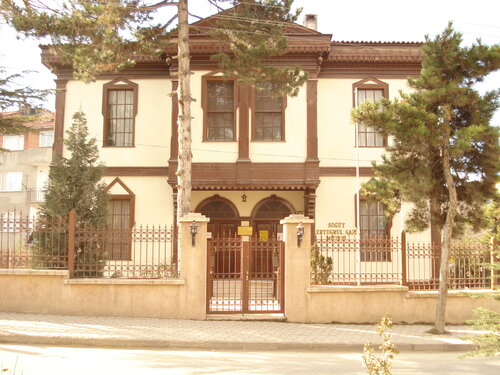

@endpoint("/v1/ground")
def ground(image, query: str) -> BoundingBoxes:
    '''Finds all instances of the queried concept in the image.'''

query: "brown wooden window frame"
[355,195,392,262]
[352,77,388,148]
[102,78,138,148]
[105,178,135,261]
[250,83,287,142]
[202,75,238,142]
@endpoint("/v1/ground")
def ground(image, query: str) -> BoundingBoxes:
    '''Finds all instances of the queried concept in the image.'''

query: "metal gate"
[207,235,284,314]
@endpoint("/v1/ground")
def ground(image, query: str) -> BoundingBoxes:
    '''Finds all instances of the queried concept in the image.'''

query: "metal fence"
[0,212,68,269]
[312,232,495,290]
[0,210,178,279]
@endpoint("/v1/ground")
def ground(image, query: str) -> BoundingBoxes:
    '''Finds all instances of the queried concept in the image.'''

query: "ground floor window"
[108,197,132,260]
[359,200,391,261]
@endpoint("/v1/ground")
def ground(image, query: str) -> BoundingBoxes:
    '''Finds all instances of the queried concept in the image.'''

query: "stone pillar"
[179,212,210,319]
[280,214,314,322]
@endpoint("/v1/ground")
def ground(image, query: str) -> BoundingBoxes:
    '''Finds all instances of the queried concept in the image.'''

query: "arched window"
[253,199,293,220]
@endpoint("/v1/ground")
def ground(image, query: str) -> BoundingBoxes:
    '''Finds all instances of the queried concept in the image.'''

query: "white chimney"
[303,14,318,31]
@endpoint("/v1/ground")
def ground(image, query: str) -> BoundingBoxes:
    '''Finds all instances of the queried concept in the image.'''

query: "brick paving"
[0,312,481,351]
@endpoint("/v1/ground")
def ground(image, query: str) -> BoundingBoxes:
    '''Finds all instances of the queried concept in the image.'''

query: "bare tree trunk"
[430,196,442,279]
[434,105,458,333]
[176,0,192,221]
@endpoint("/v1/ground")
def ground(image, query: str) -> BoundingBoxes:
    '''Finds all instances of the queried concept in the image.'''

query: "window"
[39,130,54,147]
[0,172,23,192]
[359,200,391,261]
[108,197,132,260]
[252,83,285,141]
[353,78,388,147]
[357,89,384,147]
[102,78,138,147]
[204,79,236,141]
[3,135,24,151]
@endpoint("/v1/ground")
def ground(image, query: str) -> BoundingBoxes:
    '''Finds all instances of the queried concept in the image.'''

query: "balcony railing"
[26,188,45,203]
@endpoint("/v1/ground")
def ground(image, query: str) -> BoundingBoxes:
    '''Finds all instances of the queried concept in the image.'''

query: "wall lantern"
[296,222,304,248]
[241,193,247,202]
[190,220,199,247]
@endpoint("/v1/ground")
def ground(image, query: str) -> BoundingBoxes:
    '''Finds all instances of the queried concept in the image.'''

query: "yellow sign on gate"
[237,226,253,236]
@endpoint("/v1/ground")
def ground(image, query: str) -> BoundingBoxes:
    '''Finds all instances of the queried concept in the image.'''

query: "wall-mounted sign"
[316,222,356,240]
[238,226,253,236]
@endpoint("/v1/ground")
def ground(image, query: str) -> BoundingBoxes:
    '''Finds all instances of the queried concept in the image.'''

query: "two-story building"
[40,13,428,264]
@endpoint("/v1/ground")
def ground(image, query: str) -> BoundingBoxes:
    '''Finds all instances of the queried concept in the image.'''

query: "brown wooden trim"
[306,79,318,160]
[102,78,139,147]
[201,73,238,142]
[238,84,250,159]
[170,79,179,161]
[52,79,67,161]
[167,162,320,190]
[250,84,287,142]
[103,167,169,176]
[250,196,295,220]
[320,167,375,177]
[104,177,135,196]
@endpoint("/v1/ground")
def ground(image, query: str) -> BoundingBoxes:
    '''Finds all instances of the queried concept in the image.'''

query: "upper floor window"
[353,78,388,148]
[0,172,23,192]
[39,130,54,147]
[252,83,286,142]
[203,78,236,142]
[102,78,138,147]
[3,135,24,151]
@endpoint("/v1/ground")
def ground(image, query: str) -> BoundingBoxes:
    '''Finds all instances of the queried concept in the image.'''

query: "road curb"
[0,334,476,352]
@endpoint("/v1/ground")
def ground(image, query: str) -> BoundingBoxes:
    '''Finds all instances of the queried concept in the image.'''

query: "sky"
[0,0,499,121]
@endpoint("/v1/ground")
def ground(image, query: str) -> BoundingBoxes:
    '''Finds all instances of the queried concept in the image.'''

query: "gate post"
[179,212,210,319]
[281,214,314,322]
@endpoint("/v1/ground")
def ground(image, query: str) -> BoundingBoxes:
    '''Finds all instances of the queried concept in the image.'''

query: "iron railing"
[312,231,495,290]
[0,210,178,279]
[26,188,45,204]
[0,212,68,269]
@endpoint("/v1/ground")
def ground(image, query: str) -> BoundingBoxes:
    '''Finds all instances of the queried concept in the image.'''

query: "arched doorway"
[196,196,239,237]
[251,196,294,241]
[196,196,240,276]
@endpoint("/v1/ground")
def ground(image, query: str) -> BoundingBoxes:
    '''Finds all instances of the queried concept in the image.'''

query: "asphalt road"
[0,344,498,374]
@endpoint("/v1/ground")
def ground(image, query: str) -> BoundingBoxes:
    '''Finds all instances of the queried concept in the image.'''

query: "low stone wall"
[293,285,500,324]
[0,270,201,319]
[1,271,498,323]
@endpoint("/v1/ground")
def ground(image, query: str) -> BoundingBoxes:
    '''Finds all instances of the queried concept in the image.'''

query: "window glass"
[360,200,390,261]
[0,172,23,192]
[106,89,134,146]
[254,83,283,141]
[357,89,384,147]
[3,135,24,151]
[107,198,131,260]
[207,81,235,141]
[39,131,54,147]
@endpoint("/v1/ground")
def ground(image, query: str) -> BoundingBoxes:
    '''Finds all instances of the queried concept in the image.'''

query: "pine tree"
[41,111,108,224]
[0,68,50,134]
[37,111,108,276]
[353,24,500,333]
[0,0,306,219]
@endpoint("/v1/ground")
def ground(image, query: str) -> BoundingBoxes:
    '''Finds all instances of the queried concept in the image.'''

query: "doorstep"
[206,313,287,322]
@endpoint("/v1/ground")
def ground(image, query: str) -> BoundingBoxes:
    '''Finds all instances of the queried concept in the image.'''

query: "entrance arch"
[251,196,294,241]
[196,195,239,237]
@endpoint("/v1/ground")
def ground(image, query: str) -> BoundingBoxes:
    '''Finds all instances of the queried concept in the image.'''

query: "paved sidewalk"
[0,312,481,351]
